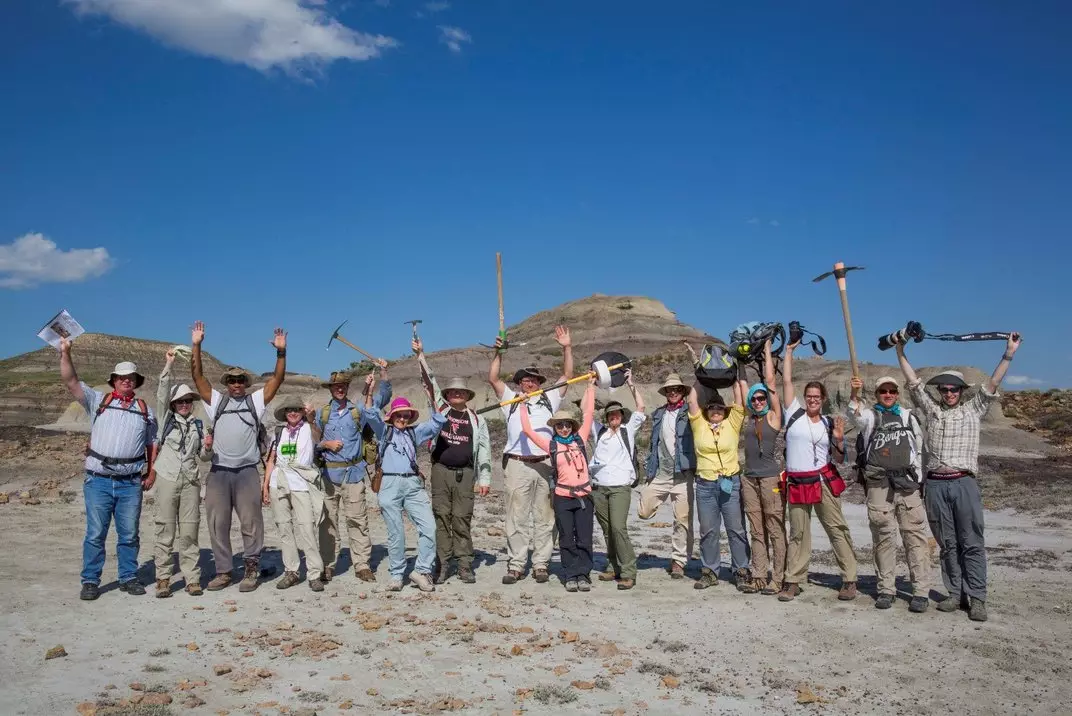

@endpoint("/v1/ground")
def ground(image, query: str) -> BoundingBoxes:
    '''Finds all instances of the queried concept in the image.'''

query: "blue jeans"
[378,474,436,580]
[695,475,750,575]
[82,473,143,585]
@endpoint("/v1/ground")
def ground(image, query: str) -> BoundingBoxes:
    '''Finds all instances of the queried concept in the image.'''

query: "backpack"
[86,394,151,466]
[371,425,421,493]
[212,394,270,461]
[694,344,737,389]
[595,424,640,485]
[549,437,591,497]
[159,414,204,453]
[855,409,920,488]
[783,407,837,463]
[318,403,379,467]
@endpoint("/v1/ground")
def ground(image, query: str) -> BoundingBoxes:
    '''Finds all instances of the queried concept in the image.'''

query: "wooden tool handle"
[496,252,505,334]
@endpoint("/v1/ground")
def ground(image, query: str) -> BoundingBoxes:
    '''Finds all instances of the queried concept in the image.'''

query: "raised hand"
[412,338,423,355]
[304,402,316,421]
[554,325,571,347]
[165,348,176,365]
[850,376,863,393]
[625,368,634,387]
[1007,332,1022,355]
[59,337,72,354]
[271,328,287,351]
[191,321,205,346]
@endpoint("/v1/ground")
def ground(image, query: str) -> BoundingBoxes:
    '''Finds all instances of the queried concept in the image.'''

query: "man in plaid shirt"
[895,332,1022,623]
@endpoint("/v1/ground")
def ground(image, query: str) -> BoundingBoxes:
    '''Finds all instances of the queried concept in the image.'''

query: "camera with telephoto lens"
[877,321,924,351]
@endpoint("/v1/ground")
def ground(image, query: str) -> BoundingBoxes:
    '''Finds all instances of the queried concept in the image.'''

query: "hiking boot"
[936,597,959,612]
[434,564,451,585]
[969,597,988,622]
[617,578,635,590]
[777,583,801,602]
[155,579,172,599]
[762,581,781,596]
[577,576,592,592]
[239,558,260,593]
[321,567,333,584]
[185,583,203,597]
[838,581,858,601]
[598,568,618,582]
[502,570,523,585]
[354,568,376,583]
[565,579,579,592]
[909,596,929,613]
[376,579,403,593]
[670,561,685,579]
[875,593,894,610]
[458,566,476,584]
[309,578,325,592]
[410,572,436,593]
[119,580,146,596]
[80,583,100,601]
[206,573,232,591]
[736,570,758,594]
[533,568,550,584]
[276,571,301,590]
[694,568,718,590]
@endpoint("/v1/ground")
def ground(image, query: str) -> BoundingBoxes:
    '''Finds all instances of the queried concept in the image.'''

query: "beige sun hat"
[108,361,145,389]
[219,366,253,387]
[273,398,307,423]
[169,383,199,405]
[440,377,476,402]
[874,375,901,391]
[657,373,688,396]
[546,409,581,432]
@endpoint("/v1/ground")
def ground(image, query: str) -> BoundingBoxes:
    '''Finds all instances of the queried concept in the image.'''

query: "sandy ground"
[2,454,1072,716]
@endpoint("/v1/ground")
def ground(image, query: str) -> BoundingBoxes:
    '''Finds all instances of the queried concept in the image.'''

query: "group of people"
[60,318,1021,623]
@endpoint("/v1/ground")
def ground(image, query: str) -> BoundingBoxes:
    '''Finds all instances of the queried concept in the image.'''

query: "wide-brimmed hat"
[219,366,253,387]
[108,361,145,389]
[546,409,581,432]
[440,377,476,402]
[512,366,547,385]
[874,375,901,391]
[169,383,199,406]
[321,371,352,388]
[273,398,307,423]
[926,371,969,389]
[703,395,728,416]
[657,373,688,396]
[602,400,632,422]
[385,397,419,422]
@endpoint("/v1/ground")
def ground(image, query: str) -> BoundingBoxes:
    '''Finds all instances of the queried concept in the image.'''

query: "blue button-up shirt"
[366,410,447,475]
[316,380,392,485]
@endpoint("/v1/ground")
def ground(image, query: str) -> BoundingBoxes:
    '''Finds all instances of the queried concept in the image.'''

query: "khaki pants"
[431,463,476,568]
[320,479,373,573]
[637,470,695,567]
[785,481,857,584]
[153,473,201,585]
[270,479,326,581]
[504,458,555,572]
[741,474,786,585]
[867,484,932,596]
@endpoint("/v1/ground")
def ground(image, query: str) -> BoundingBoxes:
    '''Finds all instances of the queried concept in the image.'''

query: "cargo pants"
[741,474,787,586]
[785,481,857,585]
[867,484,932,597]
[504,458,556,573]
[637,469,695,567]
[320,478,373,573]
[153,471,202,585]
[270,479,326,582]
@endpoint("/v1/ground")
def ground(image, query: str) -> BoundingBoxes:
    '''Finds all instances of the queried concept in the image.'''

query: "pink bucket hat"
[384,397,419,422]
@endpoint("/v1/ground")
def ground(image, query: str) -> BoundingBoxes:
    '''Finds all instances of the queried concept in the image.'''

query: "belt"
[506,454,547,464]
[87,471,141,480]
[382,472,419,477]
[926,470,973,480]
[323,459,362,469]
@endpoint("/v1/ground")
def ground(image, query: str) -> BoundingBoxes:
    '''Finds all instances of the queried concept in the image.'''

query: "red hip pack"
[785,464,845,505]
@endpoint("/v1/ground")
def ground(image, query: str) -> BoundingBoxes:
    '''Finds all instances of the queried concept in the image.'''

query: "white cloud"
[438,25,471,53]
[768,219,780,227]
[0,233,114,289]
[746,217,760,225]
[424,1,450,12]
[1005,375,1043,387]
[65,0,398,74]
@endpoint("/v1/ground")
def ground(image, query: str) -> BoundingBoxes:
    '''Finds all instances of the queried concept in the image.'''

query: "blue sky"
[1,1,1069,387]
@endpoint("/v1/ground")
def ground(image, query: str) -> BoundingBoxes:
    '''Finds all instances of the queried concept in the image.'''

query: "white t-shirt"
[500,386,563,457]
[589,411,647,487]
[270,422,315,491]
[204,388,267,469]
[783,398,830,473]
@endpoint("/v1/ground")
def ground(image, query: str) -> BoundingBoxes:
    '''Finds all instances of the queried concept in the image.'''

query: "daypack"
[318,403,379,467]
[694,344,737,389]
[595,424,639,484]
[855,409,920,488]
[86,394,151,466]
[549,438,592,497]
[729,321,785,364]
[212,394,270,461]
[159,414,204,453]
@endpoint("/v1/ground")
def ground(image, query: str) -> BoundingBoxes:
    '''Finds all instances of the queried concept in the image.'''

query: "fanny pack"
[785,464,845,505]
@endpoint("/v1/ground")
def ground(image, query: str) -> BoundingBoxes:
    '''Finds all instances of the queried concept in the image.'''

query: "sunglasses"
[286,407,305,413]
[174,399,194,406]
[751,395,768,402]
[938,386,962,394]
[877,388,899,395]
[225,377,247,385]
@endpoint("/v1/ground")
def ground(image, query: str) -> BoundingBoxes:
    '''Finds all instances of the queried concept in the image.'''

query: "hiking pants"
[637,469,695,567]
[554,493,594,580]
[378,474,436,580]
[153,472,202,586]
[270,479,326,581]
[741,474,786,586]
[205,465,263,575]
[925,476,986,601]
[504,458,556,573]
[867,484,932,597]
[695,475,750,576]
[592,484,637,580]
[431,463,476,569]
[785,481,857,585]
[320,478,373,573]
[82,473,143,585]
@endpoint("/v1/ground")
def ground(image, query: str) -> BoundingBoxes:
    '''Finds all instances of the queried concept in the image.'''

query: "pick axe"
[813,262,865,380]
[326,320,387,368]
[478,252,526,350]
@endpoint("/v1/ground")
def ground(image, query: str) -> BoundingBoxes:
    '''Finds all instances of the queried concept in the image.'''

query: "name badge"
[280,442,297,457]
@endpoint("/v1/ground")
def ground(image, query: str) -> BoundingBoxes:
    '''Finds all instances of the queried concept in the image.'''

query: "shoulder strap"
[783,407,806,434]
[213,394,229,423]
[193,418,204,441]
[246,395,261,430]
[319,404,332,427]
[273,424,284,448]
[160,413,175,442]
[596,425,607,442]
[548,440,559,480]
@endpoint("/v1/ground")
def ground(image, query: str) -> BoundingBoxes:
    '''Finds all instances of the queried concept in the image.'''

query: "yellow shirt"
[689,404,745,480]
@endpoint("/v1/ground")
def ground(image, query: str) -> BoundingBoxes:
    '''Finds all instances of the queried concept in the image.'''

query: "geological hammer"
[404,319,423,341]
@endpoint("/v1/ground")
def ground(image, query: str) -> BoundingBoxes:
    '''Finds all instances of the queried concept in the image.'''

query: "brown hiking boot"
[838,581,858,601]
[532,568,550,584]
[185,582,203,597]
[206,573,232,591]
[694,568,718,590]
[617,578,635,590]
[155,579,172,599]
[502,570,523,585]
[321,567,333,584]
[761,580,780,596]
[669,561,685,579]
[239,558,261,593]
[457,566,476,584]
[354,568,376,582]
[598,568,618,582]
[735,570,758,594]
[777,583,801,602]
[276,571,301,590]
[434,564,451,585]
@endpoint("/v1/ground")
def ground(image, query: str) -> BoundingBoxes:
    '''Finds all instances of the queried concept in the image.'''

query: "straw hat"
[108,361,145,389]
[321,371,353,388]
[273,398,307,423]
[385,397,419,422]
[219,366,253,387]
[440,377,476,402]
[512,366,547,385]
[546,409,581,432]
[602,400,631,422]
[657,373,688,396]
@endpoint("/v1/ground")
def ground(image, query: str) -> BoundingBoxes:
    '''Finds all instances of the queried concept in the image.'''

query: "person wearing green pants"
[589,370,646,590]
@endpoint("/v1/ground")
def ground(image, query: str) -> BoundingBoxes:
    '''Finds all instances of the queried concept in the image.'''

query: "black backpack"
[694,344,737,389]
[854,410,920,488]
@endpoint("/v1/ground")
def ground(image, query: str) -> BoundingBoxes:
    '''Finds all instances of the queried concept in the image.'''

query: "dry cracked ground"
[2,427,1072,715]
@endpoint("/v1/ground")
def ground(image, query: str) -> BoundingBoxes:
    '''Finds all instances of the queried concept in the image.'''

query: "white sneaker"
[409,572,436,592]
[375,579,403,593]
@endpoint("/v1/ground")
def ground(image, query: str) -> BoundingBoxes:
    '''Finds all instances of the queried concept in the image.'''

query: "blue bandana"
[747,383,770,416]
[874,402,902,417]
[553,433,578,445]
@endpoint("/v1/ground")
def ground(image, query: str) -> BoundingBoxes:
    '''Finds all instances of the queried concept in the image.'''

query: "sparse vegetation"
[531,683,578,704]
[638,660,678,676]
[143,664,166,673]
[148,648,170,657]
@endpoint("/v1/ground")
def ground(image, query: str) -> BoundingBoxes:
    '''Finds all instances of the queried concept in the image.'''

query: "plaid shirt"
[907,379,997,475]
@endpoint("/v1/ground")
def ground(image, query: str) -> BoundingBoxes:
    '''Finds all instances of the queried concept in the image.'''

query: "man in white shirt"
[589,370,646,590]
[487,326,573,585]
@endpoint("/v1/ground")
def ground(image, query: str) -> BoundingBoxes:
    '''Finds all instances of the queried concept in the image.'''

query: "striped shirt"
[907,379,996,475]
[80,382,158,476]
